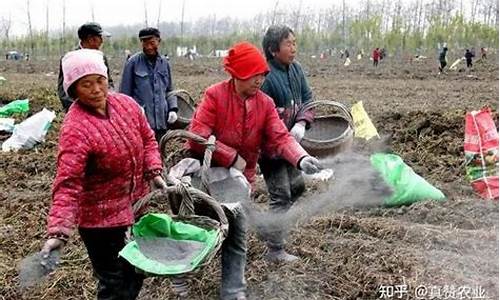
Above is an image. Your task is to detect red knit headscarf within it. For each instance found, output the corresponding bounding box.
[223,42,270,80]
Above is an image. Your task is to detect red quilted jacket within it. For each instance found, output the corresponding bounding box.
[187,79,307,186]
[47,92,162,237]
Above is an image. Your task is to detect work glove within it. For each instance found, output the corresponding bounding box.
[290,122,306,142]
[232,155,247,172]
[167,111,178,124]
[299,156,323,174]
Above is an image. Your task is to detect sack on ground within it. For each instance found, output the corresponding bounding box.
[0,99,29,116]
[351,101,379,140]
[370,153,446,207]
[2,108,55,152]
[464,107,499,199]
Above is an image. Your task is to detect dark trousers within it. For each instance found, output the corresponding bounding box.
[154,129,167,144]
[259,158,305,248]
[79,227,144,300]
[439,60,447,72]
[466,59,473,68]
[373,59,379,67]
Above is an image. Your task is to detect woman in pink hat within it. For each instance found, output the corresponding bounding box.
[40,49,166,299]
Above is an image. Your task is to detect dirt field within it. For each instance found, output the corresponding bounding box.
[0,54,498,300]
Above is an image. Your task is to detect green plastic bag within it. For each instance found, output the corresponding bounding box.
[119,213,219,275]
[0,99,30,116]
[370,153,446,207]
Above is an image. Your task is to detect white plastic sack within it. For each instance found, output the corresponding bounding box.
[449,57,465,70]
[2,108,56,152]
[0,118,15,132]
[168,158,201,179]
[206,167,251,204]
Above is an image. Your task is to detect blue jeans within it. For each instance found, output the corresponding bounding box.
[220,204,247,300]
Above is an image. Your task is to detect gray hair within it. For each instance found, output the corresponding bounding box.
[262,25,295,61]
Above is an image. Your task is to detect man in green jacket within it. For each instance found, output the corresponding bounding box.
[259,25,315,262]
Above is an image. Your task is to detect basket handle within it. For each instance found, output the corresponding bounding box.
[159,130,215,191]
[297,100,354,129]
[132,186,229,236]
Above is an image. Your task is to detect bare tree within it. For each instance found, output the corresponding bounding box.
[46,0,50,56]
[471,0,480,22]
[271,0,279,25]
[144,0,149,27]
[342,0,346,45]
[157,0,162,29]
[0,14,12,41]
[292,0,303,31]
[89,0,95,22]
[26,0,35,57]
[180,0,186,40]
[61,0,66,55]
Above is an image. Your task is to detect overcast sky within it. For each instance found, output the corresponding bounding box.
[1,0,352,36]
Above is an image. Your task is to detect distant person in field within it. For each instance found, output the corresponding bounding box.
[260,25,316,263]
[465,49,475,69]
[480,47,487,60]
[380,48,386,60]
[57,22,114,112]
[120,27,178,142]
[438,46,448,74]
[372,48,381,67]
[344,48,350,59]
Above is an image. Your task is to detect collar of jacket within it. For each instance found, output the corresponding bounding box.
[269,58,290,72]
[141,52,162,63]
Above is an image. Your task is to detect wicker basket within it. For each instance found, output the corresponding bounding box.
[166,89,196,129]
[300,100,355,157]
[127,130,228,281]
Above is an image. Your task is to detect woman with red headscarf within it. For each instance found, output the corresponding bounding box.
[187,41,321,300]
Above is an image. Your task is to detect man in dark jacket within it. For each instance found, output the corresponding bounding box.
[438,46,448,74]
[57,22,114,111]
[465,49,475,68]
[120,27,178,142]
[259,25,315,262]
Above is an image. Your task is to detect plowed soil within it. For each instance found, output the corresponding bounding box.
[0,54,498,300]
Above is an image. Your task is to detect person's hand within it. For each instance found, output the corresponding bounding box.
[299,156,323,174]
[41,238,64,256]
[290,122,306,142]
[233,155,246,172]
[152,175,168,190]
[40,238,64,271]
[167,111,178,124]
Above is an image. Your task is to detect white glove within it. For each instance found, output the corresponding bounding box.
[167,111,178,124]
[290,122,306,142]
[299,156,323,174]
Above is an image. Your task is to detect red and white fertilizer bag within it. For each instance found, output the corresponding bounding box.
[464,108,499,200]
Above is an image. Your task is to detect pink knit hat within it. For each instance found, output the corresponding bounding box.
[62,49,108,95]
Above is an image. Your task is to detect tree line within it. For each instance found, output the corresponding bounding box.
[0,0,498,59]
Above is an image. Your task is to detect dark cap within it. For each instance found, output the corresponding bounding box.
[139,27,161,40]
[77,22,111,40]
